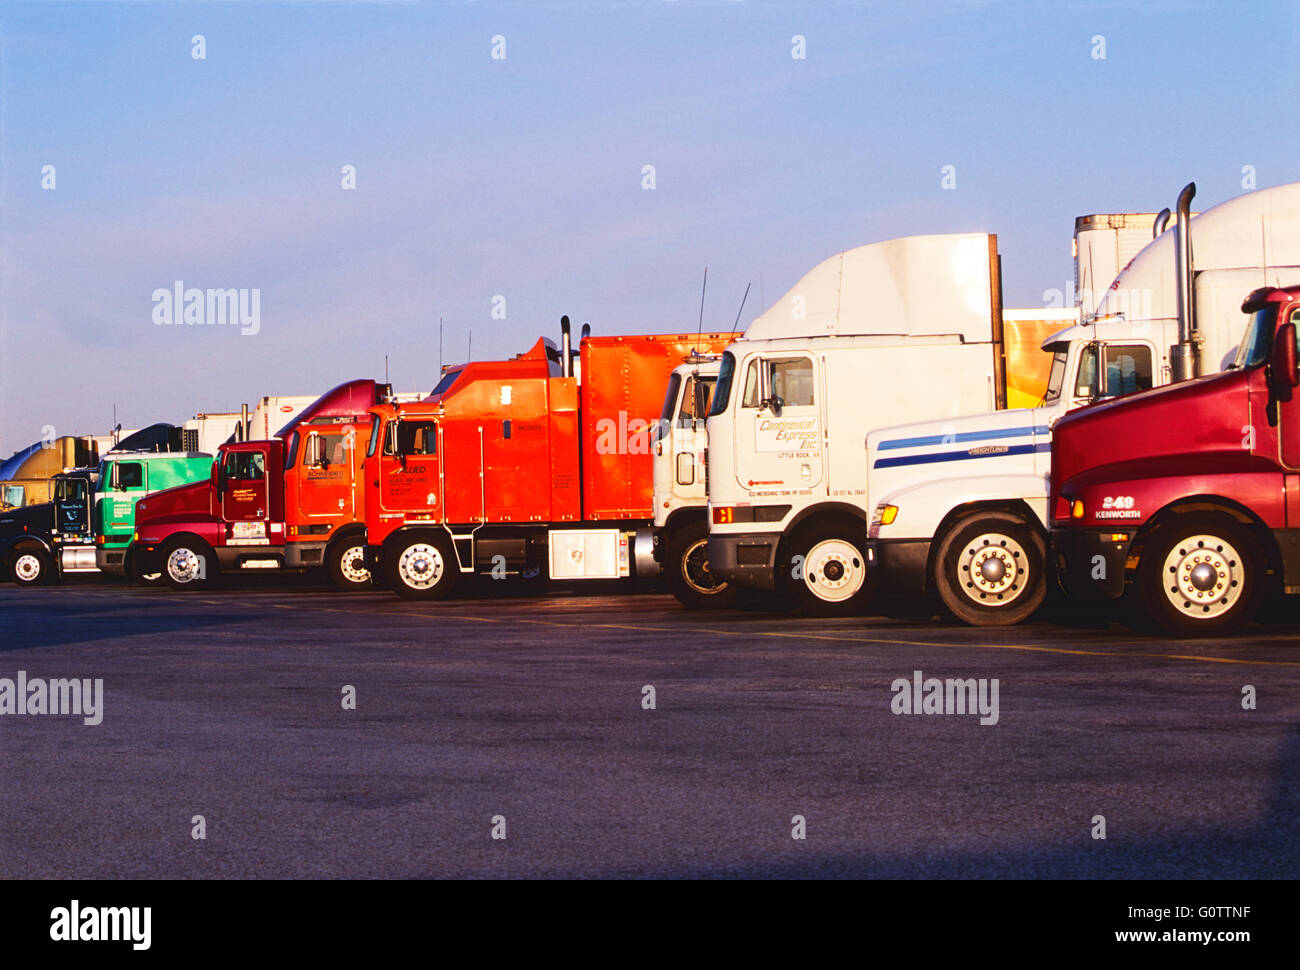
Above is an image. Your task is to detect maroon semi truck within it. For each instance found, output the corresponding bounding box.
[130,379,398,590]
[1050,284,1300,636]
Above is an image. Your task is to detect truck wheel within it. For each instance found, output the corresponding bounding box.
[11,546,53,586]
[161,536,214,590]
[665,520,737,610]
[1138,515,1263,637]
[328,538,372,590]
[788,520,871,617]
[385,532,458,600]
[127,550,164,586]
[933,511,1046,627]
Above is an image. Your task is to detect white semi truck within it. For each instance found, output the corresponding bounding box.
[703,232,1029,616]
[645,354,733,607]
[864,180,1300,626]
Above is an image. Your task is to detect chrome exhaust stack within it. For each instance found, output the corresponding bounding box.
[1171,182,1198,382]
[560,315,572,378]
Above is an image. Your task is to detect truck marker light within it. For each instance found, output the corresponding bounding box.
[713,506,735,525]
[1071,499,1085,519]
[1108,533,1129,543]
[879,505,899,526]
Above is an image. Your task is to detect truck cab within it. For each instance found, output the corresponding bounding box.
[130,379,395,590]
[646,356,734,608]
[1050,284,1300,636]
[866,179,1300,627]
[0,467,99,585]
[95,451,215,582]
[705,232,1018,616]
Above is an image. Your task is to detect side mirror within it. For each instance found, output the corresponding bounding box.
[1270,321,1298,398]
[762,395,784,417]
[1094,343,1110,399]
[110,464,120,491]
[693,383,711,424]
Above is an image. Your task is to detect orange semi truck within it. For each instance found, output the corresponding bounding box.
[130,379,401,590]
[364,318,736,599]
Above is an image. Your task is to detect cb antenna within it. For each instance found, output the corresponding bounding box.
[696,266,708,346]
[732,282,751,332]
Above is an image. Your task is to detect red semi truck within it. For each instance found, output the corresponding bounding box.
[1050,285,1300,635]
[130,379,397,590]
[363,318,736,599]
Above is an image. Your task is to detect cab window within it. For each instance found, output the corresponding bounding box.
[56,478,88,502]
[115,462,143,489]
[366,416,382,458]
[225,451,266,480]
[284,431,300,470]
[388,421,438,456]
[678,376,715,427]
[766,357,815,406]
[741,359,761,408]
[307,432,348,468]
[1101,345,1154,397]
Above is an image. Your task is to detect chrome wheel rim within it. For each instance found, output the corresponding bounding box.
[398,543,444,590]
[958,532,1029,606]
[338,544,371,585]
[1161,533,1243,619]
[802,538,865,603]
[13,553,42,582]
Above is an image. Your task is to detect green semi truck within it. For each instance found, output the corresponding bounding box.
[94,451,215,582]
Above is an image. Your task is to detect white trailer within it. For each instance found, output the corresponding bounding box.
[1073,212,1171,318]
[705,232,1012,615]
[865,180,1300,626]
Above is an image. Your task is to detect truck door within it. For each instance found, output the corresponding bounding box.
[221,446,271,543]
[673,373,716,489]
[299,429,354,520]
[377,419,441,519]
[108,460,145,535]
[1277,306,1300,470]
[733,354,824,493]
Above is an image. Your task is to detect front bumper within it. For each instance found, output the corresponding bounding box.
[1050,526,1134,600]
[707,531,779,590]
[864,538,931,595]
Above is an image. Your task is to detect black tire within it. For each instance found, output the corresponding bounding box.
[160,536,215,590]
[1137,514,1264,638]
[384,531,458,601]
[933,510,1047,627]
[786,518,872,617]
[127,548,165,586]
[10,545,53,586]
[664,520,737,610]
[327,535,373,590]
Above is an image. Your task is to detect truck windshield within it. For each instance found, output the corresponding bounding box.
[284,431,300,470]
[708,352,736,418]
[366,416,381,458]
[1042,348,1069,404]
[1231,306,1278,370]
[658,373,682,439]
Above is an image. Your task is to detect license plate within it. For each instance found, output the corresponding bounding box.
[232,521,265,539]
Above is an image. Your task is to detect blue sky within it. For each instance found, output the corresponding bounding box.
[2,0,1298,452]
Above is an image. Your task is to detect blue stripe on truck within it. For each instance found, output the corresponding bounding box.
[873,441,1051,469]
[876,425,1050,451]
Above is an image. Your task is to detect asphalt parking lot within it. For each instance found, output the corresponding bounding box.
[1,577,1297,879]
